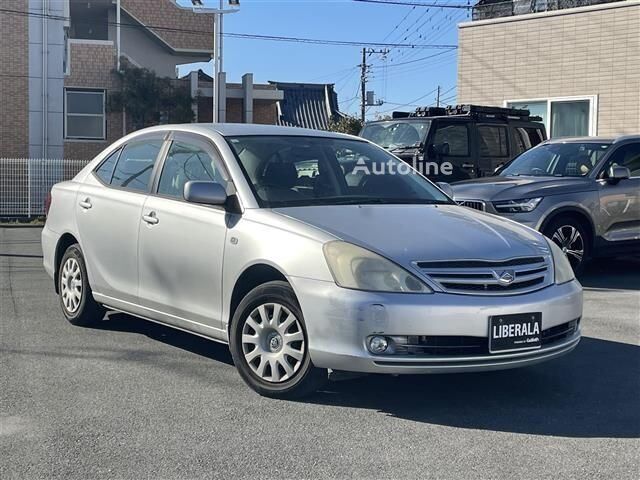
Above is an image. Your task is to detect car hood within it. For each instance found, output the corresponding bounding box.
[272,204,549,267]
[451,176,596,201]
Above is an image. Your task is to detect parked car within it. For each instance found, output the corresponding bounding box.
[451,135,640,273]
[360,105,546,182]
[42,124,582,398]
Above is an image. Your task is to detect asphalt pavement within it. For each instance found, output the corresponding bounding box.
[1,226,639,479]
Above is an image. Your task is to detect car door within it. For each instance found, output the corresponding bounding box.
[75,137,164,304]
[595,141,640,245]
[137,132,230,336]
[425,120,473,182]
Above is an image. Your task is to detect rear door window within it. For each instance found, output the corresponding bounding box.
[111,140,163,192]
[478,125,509,157]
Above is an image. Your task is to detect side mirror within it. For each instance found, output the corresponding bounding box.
[184,181,228,206]
[607,165,630,183]
[436,182,454,198]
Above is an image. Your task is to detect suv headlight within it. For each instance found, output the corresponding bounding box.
[493,197,542,213]
[323,241,432,293]
[546,238,576,284]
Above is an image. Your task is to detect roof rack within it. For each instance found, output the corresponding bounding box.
[404,104,542,122]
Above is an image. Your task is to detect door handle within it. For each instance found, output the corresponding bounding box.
[462,163,475,169]
[142,212,159,225]
[79,198,92,209]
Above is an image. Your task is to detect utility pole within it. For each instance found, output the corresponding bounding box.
[360,48,367,123]
[192,1,239,123]
[436,85,441,107]
[360,48,389,123]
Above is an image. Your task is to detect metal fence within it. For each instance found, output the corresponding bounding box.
[0,158,89,217]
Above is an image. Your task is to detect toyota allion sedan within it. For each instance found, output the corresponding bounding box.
[43,124,582,398]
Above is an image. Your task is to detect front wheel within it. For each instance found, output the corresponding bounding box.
[229,281,327,398]
[543,217,590,274]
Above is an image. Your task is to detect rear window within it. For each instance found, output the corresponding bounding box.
[94,148,121,184]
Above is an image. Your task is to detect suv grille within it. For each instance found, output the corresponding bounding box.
[457,200,485,211]
[416,256,551,295]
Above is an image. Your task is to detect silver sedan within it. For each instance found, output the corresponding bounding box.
[42,124,582,398]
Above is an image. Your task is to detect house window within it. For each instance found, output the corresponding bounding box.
[506,96,598,138]
[65,89,106,140]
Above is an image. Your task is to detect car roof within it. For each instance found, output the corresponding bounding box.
[129,123,362,141]
[543,135,640,144]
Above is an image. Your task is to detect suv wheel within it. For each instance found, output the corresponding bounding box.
[543,217,590,274]
[229,281,327,398]
[58,244,105,326]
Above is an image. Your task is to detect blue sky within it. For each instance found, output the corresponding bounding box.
[177,0,468,119]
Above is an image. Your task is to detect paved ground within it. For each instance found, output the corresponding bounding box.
[1,226,639,480]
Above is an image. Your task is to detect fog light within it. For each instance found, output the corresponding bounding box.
[368,336,388,354]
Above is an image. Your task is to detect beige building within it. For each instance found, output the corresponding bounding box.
[458,0,640,137]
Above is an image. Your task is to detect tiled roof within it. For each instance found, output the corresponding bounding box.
[268,82,344,131]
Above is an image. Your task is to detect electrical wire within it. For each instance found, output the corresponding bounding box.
[0,7,457,49]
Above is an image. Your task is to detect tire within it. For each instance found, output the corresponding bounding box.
[229,281,327,399]
[58,244,105,327]
[543,216,591,275]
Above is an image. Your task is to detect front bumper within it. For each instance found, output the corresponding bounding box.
[291,277,582,374]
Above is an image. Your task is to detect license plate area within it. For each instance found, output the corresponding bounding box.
[489,312,542,354]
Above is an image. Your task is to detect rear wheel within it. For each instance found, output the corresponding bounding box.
[543,217,590,274]
[58,244,105,326]
[229,281,327,398]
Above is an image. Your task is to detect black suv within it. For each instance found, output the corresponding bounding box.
[360,105,547,182]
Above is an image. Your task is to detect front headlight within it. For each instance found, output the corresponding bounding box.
[546,238,576,284]
[493,197,542,213]
[323,241,432,293]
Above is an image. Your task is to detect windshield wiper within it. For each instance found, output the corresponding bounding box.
[389,144,421,151]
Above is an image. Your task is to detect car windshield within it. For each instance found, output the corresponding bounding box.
[360,120,431,149]
[500,142,611,177]
[226,135,452,208]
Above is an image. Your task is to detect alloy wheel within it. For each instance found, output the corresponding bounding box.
[552,225,585,269]
[241,303,305,383]
[60,257,83,313]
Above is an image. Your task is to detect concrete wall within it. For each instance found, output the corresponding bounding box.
[0,0,29,158]
[458,1,640,136]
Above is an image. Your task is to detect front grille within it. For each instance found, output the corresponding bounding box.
[416,256,551,295]
[457,199,486,211]
[381,319,579,357]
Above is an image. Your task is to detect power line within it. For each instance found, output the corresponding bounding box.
[370,49,450,68]
[375,87,439,114]
[353,0,470,9]
[380,5,416,42]
[0,7,457,49]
